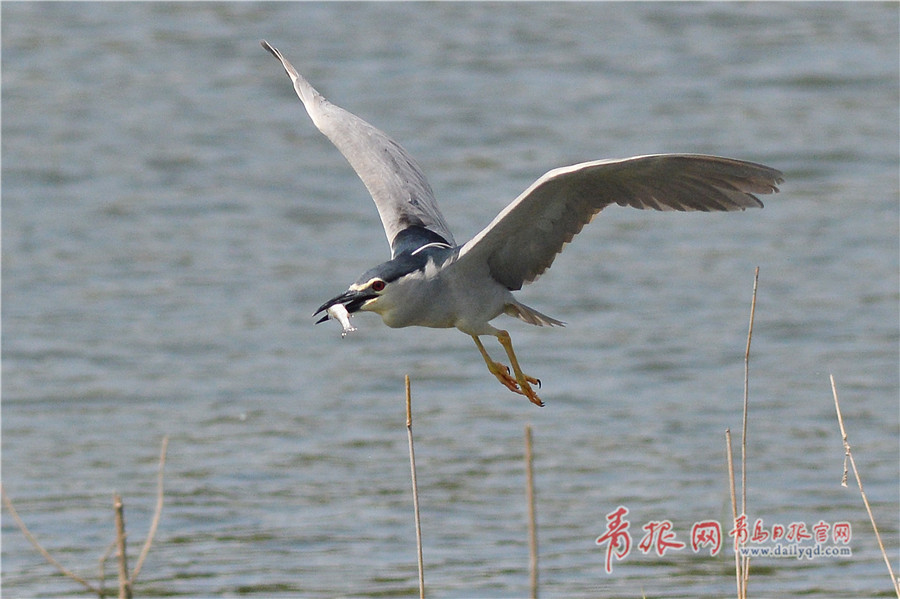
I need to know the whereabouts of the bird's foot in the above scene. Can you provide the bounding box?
[516,376,545,408]
[486,361,544,407]
[486,361,521,393]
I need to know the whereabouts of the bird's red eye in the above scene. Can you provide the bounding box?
[372,280,386,292]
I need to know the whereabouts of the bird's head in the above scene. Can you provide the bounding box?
[313,266,394,322]
[313,246,450,324]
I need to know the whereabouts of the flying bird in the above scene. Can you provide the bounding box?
[261,40,783,407]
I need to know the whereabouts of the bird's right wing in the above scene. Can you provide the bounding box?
[456,154,783,291]
[261,41,455,255]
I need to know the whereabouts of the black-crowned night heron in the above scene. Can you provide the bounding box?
[262,41,783,407]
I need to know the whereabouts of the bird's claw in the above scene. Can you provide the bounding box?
[487,361,544,407]
[521,385,545,407]
[489,361,520,393]
[516,373,544,406]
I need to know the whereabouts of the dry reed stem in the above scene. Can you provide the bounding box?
[725,429,743,599]
[739,266,759,597]
[113,493,132,599]
[1,436,168,598]
[130,435,168,583]
[524,424,538,599]
[99,540,117,598]
[406,375,425,599]
[0,485,101,595]
[830,374,900,597]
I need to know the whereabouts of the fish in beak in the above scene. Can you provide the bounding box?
[313,288,378,336]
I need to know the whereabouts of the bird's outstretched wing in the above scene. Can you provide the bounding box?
[456,154,783,290]
[261,41,455,256]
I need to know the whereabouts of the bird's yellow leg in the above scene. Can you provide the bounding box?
[471,335,521,394]
[496,331,544,407]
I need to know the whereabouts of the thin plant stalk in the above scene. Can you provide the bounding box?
[524,424,538,599]
[406,376,425,599]
[830,375,900,598]
[0,485,101,595]
[113,494,132,599]
[2,437,167,598]
[742,267,759,519]
[99,540,117,599]
[130,436,168,583]
[725,429,743,599]
[739,266,759,596]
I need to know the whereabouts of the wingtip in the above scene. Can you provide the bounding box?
[260,39,277,57]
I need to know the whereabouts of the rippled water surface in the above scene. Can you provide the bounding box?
[3,3,898,598]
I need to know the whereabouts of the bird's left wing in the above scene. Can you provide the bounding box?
[261,41,455,255]
[456,154,783,291]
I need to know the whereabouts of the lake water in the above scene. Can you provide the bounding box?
[2,3,898,598]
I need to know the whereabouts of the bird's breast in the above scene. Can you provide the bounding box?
[376,267,511,333]
[378,276,458,329]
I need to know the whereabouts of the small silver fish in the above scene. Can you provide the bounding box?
[326,303,357,338]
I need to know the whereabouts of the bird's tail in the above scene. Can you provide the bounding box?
[505,302,566,327]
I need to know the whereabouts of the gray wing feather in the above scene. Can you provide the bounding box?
[261,41,455,253]
[457,154,783,290]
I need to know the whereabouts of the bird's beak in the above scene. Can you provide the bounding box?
[313,288,377,324]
